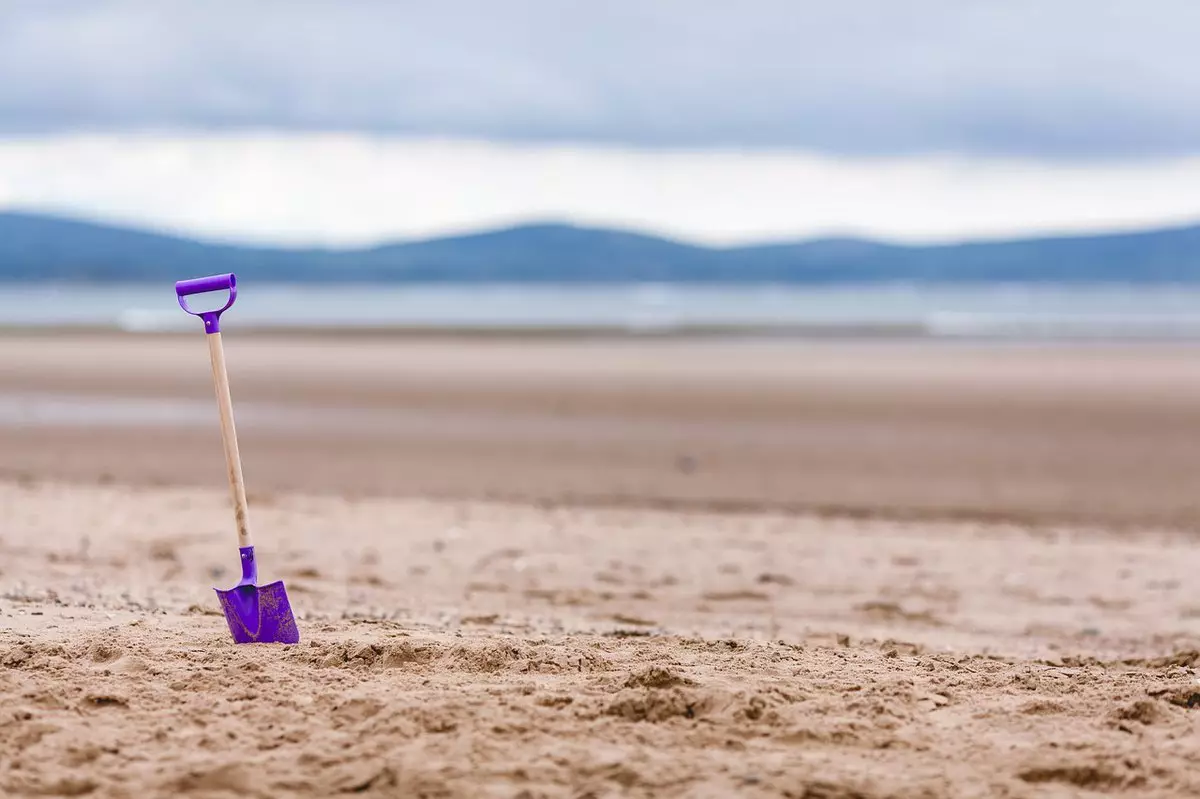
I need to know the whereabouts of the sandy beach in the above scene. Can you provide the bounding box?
[2,333,1199,797]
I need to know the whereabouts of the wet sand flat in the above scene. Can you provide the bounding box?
[1,334,1199,797]
[4,334,1200,528]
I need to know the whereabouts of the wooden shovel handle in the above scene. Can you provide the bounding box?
[207,332,252,548]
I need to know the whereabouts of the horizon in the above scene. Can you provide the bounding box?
[7,201,1200,254]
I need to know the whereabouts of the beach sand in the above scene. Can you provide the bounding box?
[1,334,1199,797]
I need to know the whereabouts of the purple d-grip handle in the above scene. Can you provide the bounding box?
[175,273,237,334]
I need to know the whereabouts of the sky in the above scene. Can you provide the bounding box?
[1,1,1199,246]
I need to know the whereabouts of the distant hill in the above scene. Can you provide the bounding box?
[3,210,1200,283]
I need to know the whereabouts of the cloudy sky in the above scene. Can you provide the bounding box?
[1,1,1199,246]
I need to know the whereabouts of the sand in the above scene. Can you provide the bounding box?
[1,333,1199,797]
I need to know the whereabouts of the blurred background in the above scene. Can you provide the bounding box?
[3,0,1200,530]
[2,1,1200,335]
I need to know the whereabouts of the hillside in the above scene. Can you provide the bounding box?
[2,211,1200,282]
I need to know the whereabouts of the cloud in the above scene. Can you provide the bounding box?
[1,1,1200,157]
[1,133,1199,246]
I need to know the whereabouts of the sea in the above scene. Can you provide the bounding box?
[4,282,1200,340]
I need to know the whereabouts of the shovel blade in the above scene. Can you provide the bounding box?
[215,581,300,644]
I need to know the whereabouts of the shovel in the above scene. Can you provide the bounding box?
[175,272,300,645]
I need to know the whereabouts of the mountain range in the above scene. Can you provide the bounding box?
[3,210,1200,283]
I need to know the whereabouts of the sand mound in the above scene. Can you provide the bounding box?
[1,617,1198,797]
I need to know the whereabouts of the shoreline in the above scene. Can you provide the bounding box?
[0,321,934,340]
[10,324,1200,346]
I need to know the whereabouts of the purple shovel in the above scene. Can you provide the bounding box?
[176,273,300,645]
